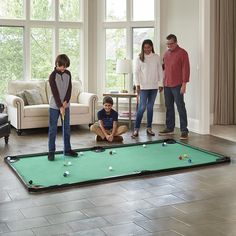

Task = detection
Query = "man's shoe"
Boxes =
[146,128,155,136]
[65,150,78,157]
[95,135,104,142]
[113,135,123,142]
[180,132,188,140]
[158,128,174,136]
[131,129,139,138]
[48,152,55,161]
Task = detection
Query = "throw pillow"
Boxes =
[16,91,28,105]
[24,89,43,105]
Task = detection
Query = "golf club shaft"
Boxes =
[61,113,66,164]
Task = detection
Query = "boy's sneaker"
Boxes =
[180,132,188,140]
[95,135,104,142]
[113,135,123,142]
[65,150,78,157]
[158,128,174,136]
[48,152,55,161]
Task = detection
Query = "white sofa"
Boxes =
[5,80,98,135]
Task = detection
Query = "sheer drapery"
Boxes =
[214,0,236,124]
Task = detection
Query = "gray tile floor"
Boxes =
[210,125,236,143]
[0,125,236,236]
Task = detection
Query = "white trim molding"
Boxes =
[197,0,211,134]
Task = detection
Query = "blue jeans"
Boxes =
[135,89,158,129]
[48,107,71,153]
[164,85,188,133]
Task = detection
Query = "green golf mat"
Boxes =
[4,139,230,192]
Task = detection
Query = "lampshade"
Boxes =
[116,59,132,74]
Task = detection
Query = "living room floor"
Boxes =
[0,124,236,236]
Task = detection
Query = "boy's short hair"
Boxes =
[103,96,113,105]
[55,54,70,68]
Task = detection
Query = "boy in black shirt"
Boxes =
[90,96,128,142]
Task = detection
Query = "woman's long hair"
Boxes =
[139,39,155,62]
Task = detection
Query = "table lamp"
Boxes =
[116,59,132,93]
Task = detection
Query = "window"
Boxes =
[59,28,80,79]
[133,0,154,21]
[0,0,24,19]
[0,27,24,98]
[0,0,83,101]
[59,0,81,21]
[106,29,126,92]
[31,0,53,20]
[106,0,126,21]
[31,28,53,80]
[101,0,156,94]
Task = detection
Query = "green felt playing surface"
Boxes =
[5,140,230,192]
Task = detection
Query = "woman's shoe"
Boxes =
[131,129,139,138]
[146,128,155,136]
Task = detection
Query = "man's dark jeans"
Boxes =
[164,85,188,133]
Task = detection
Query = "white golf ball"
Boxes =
[109,166,113,171]
[79,152,84,156]
[63,171,70,177]
[143,144,146,148]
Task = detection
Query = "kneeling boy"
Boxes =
[90,96,128,142]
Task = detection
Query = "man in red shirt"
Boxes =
[159,34,190,140]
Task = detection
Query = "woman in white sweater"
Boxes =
[132,39,163,138]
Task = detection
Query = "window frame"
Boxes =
[0,0,86,86]
[97,0,160,97]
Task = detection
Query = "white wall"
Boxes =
[160,0,211,134]
[160,0,200,130]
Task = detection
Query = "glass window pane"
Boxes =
[31,0,53,20]
[106,29,126,92]
[0,27,24,101]
[133,28,154,60]
[59,29,80,80]
[0,0,24,19]
[106,0,126,22]
[31,28,53,80]
[133,0,154,21]
[59,0,80,22]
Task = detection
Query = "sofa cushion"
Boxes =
[24,104,88,117]
[8,80,48,104]
[24,89,44,105]
[16,91,28,105]
[24,104,49,117]
[71,80,82,103]
[70,103,89,114]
